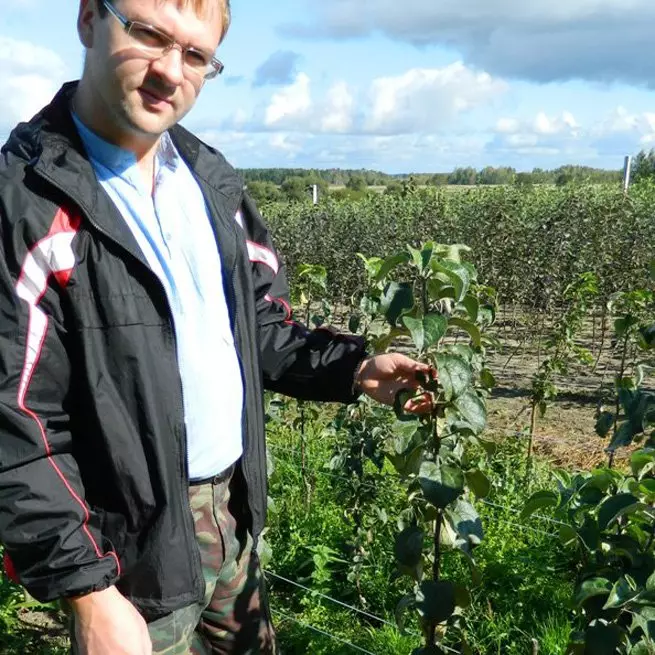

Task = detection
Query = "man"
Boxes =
[0,0,430,653]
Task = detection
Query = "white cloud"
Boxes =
[321,81,354,133]
[534,111,579,136]
[197,126,491,172]
[264,73,312,127]
[0,37,66,131]
[487,105,655,165]
[366,63,506,134]
[591,107,655,147]
[496,117,520,134]
[245,62,506,136]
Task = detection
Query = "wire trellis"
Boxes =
[271,607,379,655]
[265,570,398,630]
[268,442,566,536]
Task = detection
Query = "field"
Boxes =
[1,182,654,654]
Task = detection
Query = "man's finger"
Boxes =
[403,392,433,414]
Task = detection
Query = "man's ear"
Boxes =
[77,0,97,49]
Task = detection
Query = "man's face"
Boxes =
[78,0,223,147]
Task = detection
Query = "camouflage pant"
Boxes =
[70,470,277,654]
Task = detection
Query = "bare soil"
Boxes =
[328,302,650,471]
[485,307,648,470]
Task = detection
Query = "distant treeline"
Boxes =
[238,165,623,204]
[238,165,622,187]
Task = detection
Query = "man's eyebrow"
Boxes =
[127,11,216,55]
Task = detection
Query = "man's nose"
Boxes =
[150,45,185,86]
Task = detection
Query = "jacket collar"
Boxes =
[4,82,244,268]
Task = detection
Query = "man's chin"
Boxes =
[125,109,177,139]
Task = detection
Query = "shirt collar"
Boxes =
[70,110,179,181]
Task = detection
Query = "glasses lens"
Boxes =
[184,49,211,71]
[128,23,171,51]
[204,59,224,80]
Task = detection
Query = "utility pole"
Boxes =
[623,155,632,195]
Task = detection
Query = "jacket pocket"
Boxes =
[67,286,166,329]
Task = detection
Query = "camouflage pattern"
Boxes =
[69,474,277,654]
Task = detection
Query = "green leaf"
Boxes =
[646,570,655,593]
[453,391,487,435]
[357,254,384,280]
[637,478,655,500]
[448,498,484,549]
[629,640,655,655]
[578,515,600,552]
[403,313,448,353]
[391,420,420,452]
[394,526,424,569]
[584,623,625,654]
[465,469,491,499]
[375,252,411,283]
[359,295,380,319]
[461,295,479,322]
[419,461,464,509]
[407,243,433,273]
[448,317,482,348]
[394,389,419,422]
[640,324,655,349]
[380,282,414,326]
[521,490,559,520]
[616,314,639,337]
[583,469,619,494]
[631,448,655,478]
[596,412,615,438]
[453,583,472,609]
[348,314,361,334]
[395,593,416,633]
[607,421,638,451]
[479,305,496,326]
[559,524,578,547]
[430,259,471,302]
[597,493,640,530]
[435,243,472,263]
[372,326,407,354]
[451,344,474,361]
[436,354,472,401]
[573,577,612,607]
[604,575,640,609]
[630,606,655,643]
[416,580,456,623]
[387,444,425,478]
[412,647,448,655]
[480,368,496,390]
[256,535,273,569]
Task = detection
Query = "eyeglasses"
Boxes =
[102,0,224,80]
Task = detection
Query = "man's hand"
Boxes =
[356,353,435,414]
[70,586,152,655]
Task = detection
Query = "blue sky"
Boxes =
[2,0,655,173]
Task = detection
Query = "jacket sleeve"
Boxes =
[0,206,120,602]
[238,193,367,403]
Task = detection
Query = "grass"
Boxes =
[265,399,575,654]
[0,400,575,654]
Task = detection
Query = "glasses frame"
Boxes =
[101,0,224,80]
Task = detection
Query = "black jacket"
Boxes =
[0,82,365,618]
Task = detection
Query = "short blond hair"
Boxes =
[98,0,232,41]
[178,0,231,40]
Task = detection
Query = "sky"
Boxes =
[2,0,655,174]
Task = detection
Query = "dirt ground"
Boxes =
[484,307,647,470]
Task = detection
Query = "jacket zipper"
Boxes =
[33,168,205,599]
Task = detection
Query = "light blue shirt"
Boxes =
[72,114,244,479]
